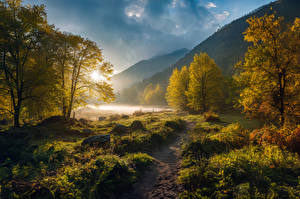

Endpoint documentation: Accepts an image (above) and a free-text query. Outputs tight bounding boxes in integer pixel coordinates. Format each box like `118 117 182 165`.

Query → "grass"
0 112 185 199
178 113 300 199
0 111 289 198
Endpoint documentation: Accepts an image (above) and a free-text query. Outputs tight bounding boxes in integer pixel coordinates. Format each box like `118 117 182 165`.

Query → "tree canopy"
166 66 189 111
186 53 223 112
235 14 300 126
0 0 114 126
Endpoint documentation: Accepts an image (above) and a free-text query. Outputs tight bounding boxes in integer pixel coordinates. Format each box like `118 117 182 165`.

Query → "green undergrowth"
179 120 300 198
0 113 185 198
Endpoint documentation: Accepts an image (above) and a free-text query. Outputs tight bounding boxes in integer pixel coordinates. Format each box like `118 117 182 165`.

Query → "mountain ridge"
111 48 189 91
134 0 300 90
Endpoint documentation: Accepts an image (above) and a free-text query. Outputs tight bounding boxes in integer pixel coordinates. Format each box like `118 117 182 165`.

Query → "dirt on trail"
120 122 195 199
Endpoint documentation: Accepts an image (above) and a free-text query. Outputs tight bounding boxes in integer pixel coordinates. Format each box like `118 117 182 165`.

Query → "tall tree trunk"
61 68 67 118
14 105 20 127
67 93 74 118
279 71 286 126
201 76 207 113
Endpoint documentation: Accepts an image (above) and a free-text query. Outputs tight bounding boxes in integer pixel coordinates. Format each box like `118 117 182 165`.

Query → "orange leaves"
250 125 300 154
244 14 283 45
285 126 300 153
235 13 300 125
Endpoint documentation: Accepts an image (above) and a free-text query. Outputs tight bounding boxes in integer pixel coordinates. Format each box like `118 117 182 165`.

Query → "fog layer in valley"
75 105 173 120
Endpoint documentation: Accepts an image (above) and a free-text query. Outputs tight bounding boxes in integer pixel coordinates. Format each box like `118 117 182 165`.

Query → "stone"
81 134 110 147
79 118 89 125
98 116 106 121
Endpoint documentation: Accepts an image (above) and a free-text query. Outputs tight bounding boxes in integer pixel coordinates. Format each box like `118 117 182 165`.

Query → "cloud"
28 0 233 71
125 4 144 19
215 11 230 22
206 2 217 9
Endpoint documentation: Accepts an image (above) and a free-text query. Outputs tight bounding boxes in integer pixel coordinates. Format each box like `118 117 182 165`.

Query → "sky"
26 0 273 73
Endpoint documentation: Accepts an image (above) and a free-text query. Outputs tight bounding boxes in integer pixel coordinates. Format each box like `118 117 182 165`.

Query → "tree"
64 35 114 118
52 31 74 117
118 86 139 104
234 14 300 126
22 29 62 120
0 0 48 126
141 83 165 105
186 53 223 112
166 66 189 111
0 0 115 125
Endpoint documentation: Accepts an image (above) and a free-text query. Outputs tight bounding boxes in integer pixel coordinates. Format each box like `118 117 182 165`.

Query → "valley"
0 0 299 198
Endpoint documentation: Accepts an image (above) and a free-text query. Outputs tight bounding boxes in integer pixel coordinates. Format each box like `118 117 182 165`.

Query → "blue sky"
26 0 272 72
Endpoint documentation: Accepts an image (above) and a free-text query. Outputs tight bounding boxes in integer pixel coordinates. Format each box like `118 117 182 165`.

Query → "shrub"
249 125 286 147
209 123 249 149
249 125 300 153
132 110 144 116
125 153 154 172
107 114 122 121
111 124 128 135
164 119 186 131
203 112 220 122
147 116 159 123
179 145 300 198
181 137 227 166
130 120 145 131
121 114 129 119
41 155 135 199
79 118 89 125
285 125 300 153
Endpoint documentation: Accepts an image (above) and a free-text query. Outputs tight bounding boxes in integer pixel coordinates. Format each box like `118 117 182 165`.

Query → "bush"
249 125 300 153
125 153 154 172
182 138 227 163
203 112 220 122
209 123 249 149
112 125 178 155
40 155 135 199
130 120 145 131
107 114 122 121
121 114 130 119
111 124 128 135
164 119 186 131
179 145 300 198
249 125 286 147
132 110 144 116
285 126 300 153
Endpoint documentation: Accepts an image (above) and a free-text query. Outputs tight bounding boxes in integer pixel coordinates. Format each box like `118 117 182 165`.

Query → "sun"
90 71 104 82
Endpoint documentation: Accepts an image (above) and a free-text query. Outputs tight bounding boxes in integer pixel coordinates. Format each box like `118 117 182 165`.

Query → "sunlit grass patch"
179 145 300 198
209 123 249 149
219 113 261 130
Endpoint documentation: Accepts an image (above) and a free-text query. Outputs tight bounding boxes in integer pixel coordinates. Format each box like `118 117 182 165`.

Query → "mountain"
111 48 189 91
136 0 300 89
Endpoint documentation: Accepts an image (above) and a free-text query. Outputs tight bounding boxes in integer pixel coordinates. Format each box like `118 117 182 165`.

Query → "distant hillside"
136 0 300 89
111 48 188 91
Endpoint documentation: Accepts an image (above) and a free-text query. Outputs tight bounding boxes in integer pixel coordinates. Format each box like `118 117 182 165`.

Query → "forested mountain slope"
111 48 188 91
136 0 300 89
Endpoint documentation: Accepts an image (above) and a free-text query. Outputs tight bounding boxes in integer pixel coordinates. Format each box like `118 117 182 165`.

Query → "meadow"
2 109 299 198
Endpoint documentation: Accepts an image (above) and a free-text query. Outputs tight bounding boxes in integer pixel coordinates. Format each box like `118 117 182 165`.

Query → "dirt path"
120 122 196 199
